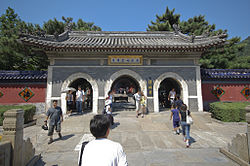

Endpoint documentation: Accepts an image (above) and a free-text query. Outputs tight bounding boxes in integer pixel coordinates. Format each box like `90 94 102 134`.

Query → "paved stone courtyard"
23 111 246 166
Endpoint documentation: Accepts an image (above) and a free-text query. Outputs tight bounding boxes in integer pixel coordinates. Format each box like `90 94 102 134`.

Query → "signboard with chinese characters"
108 55 143 65
147 78 153 97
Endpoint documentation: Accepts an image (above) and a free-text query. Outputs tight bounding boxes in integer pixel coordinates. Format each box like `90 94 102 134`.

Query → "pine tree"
147 6 249 69
147 7 180 31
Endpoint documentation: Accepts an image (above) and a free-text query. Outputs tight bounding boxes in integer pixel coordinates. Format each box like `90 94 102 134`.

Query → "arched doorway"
158 78 181 110
110 75 140 111
69 78 93 112
61 72 98 114
105 69 147 96
153 72 189 113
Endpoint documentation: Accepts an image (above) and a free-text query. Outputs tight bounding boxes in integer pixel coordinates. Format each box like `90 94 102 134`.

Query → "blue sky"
1 0 250 40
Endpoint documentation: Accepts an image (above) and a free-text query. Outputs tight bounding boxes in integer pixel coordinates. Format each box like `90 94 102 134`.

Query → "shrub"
0 105 36 126
209 102 250 122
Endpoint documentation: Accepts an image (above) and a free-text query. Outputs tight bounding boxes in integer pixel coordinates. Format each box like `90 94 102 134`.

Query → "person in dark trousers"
44 100 63 144
179 104 192 148
175 94 183 110
78 115 127 166
170 103 180 135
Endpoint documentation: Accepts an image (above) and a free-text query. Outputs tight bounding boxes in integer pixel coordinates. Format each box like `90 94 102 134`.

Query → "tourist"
133 90 141 118
104 96 114 125
140 91 147 118
168 88 176 109
65 90 74 114
76 86 85 114
175 94 183 110
108 90 113 112
179 104 192 148
78 115 128 166
44 100 63 144
170 103 180 135
86 87 91 108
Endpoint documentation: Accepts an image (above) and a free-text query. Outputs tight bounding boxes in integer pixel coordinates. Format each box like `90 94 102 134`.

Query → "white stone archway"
104 69 147 98
153 72 189 113
61 72 99 114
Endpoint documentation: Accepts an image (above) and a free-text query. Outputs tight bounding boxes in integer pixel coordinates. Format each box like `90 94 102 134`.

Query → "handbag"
186 110 193 125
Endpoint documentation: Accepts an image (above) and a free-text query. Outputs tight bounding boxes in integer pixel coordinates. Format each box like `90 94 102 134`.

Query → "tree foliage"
0 7 101 70
147 7 180 31
148 6 249 69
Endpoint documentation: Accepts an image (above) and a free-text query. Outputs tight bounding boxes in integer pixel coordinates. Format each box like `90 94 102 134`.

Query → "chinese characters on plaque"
147 78 153 97
108 56 143 65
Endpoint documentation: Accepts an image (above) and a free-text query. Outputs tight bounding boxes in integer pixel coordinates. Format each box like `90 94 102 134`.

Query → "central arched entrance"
111 75 140 111
158 78 181 110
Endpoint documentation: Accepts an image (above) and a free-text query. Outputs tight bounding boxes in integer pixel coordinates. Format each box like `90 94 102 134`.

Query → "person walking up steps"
179 104 192 148
133 90 141 118
170 103 180 135
44 100 63 144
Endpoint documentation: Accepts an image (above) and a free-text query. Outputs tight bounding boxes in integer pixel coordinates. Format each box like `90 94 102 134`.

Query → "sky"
0 0 250 40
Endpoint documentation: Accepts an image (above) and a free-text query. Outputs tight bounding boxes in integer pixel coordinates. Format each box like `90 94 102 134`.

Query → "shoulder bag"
186 110 193 125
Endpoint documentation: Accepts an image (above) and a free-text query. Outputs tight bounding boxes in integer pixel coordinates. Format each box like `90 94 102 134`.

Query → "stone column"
2 109 24 166
246 105 250 163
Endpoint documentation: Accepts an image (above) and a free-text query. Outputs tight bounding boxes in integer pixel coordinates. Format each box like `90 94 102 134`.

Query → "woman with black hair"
179 104 192 148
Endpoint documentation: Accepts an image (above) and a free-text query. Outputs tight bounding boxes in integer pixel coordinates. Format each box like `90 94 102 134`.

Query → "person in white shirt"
76 86 85 114
168 88 176 109
133 90 141 118
78 115 128 166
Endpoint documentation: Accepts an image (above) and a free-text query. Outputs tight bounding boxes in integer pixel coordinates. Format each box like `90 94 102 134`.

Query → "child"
170 103 180 135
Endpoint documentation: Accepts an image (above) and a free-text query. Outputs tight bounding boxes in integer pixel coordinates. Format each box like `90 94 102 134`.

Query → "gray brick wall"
51 66 197 111
188 98 198 112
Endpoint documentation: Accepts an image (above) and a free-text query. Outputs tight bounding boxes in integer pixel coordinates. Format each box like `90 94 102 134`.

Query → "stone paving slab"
25 111 246 165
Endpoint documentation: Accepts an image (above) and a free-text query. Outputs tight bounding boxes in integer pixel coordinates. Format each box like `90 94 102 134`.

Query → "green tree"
0 7 102 70
0 7 48 70
148 6 249 69
43 18 65 35
147 7 180 31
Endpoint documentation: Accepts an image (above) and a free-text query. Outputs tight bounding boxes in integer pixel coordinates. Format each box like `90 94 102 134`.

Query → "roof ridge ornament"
64 22 73 32
172 24 181 35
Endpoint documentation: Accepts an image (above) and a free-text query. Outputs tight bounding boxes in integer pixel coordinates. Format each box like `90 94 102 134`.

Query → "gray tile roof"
1 69 249 81
0 71 47 81
201 69 250 80
19 31 226 53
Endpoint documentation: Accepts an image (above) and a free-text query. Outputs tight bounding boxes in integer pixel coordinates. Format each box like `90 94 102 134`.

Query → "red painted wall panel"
0 84 46 104
202 83 249 102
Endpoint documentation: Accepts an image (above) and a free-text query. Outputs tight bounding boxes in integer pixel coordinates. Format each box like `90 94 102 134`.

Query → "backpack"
78 141 89 166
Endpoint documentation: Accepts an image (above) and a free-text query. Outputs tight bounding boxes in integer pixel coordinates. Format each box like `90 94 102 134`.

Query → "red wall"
0 82 248 105
0 84 46 104
202 83 249 102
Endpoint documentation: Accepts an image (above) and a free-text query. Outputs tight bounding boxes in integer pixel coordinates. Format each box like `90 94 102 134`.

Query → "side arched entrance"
61 73 99 114
154 72 189 113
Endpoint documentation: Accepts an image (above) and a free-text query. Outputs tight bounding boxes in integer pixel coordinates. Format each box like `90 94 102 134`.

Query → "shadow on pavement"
34 156 46 166
190 136 196 145
111 122 120 129
53 134 75 142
